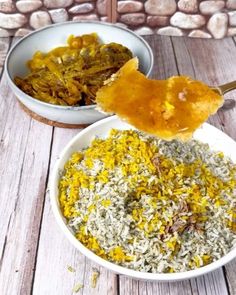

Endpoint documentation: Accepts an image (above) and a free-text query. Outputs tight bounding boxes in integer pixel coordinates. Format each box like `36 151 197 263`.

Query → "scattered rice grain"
91 267 100 288
67 265 76 273
72 283 83 293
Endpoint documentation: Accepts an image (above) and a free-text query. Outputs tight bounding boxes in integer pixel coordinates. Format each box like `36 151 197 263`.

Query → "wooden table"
0 35 236 295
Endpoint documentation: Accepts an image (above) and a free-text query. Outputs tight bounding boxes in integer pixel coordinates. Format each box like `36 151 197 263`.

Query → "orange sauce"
96 58 223 140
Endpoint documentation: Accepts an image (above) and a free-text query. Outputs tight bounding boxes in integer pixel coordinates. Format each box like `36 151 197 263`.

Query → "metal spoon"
211 80 236 110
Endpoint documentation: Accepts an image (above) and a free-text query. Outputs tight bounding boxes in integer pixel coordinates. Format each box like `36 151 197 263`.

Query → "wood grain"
0 37 10 77
0 71 53 294
143 35 178 79
119 276 194 295
19 101 90 129
119 269 228 295
224 260 236 295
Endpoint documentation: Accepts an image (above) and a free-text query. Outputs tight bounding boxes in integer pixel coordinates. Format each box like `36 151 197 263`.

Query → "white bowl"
5 21 153 126
50 116 236 281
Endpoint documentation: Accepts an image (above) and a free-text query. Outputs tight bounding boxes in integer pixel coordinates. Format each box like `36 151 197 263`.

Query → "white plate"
50 115 236 281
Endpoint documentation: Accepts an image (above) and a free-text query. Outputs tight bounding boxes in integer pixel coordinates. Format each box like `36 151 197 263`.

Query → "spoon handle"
218 80 236 95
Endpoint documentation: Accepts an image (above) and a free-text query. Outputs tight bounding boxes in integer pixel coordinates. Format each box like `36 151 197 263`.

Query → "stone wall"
0 0 236 38
0 0 109 37
116 0 236 38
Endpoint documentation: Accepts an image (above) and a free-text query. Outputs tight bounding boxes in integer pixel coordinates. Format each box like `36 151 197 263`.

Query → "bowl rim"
50 115 236 282
5 20 154 111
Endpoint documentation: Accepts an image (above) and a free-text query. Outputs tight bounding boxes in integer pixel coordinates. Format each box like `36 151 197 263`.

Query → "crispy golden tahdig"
96 58 223 140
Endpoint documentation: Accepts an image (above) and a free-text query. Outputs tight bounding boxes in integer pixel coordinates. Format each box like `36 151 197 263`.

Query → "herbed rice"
59 129 236 273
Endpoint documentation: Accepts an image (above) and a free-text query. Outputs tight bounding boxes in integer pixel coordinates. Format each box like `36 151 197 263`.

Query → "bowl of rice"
50 115 236 281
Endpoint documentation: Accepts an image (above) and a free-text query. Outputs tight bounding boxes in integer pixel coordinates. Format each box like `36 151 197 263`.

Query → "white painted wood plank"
203 269 228 295
168 281 193 295
171 36 236 141
172 36 236 295
80 257 118 295
190 276 207 295
224 260 236 295
0 37 10 77
32 128 87 295
32 127 118 295
119 276 139 295
119 277 194 295
190 269 228 295
0 70 53 294
119 270 229 295
144 35 178 79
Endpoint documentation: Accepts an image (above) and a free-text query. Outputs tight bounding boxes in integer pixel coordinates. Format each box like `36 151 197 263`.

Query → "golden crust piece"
96 57 223 140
